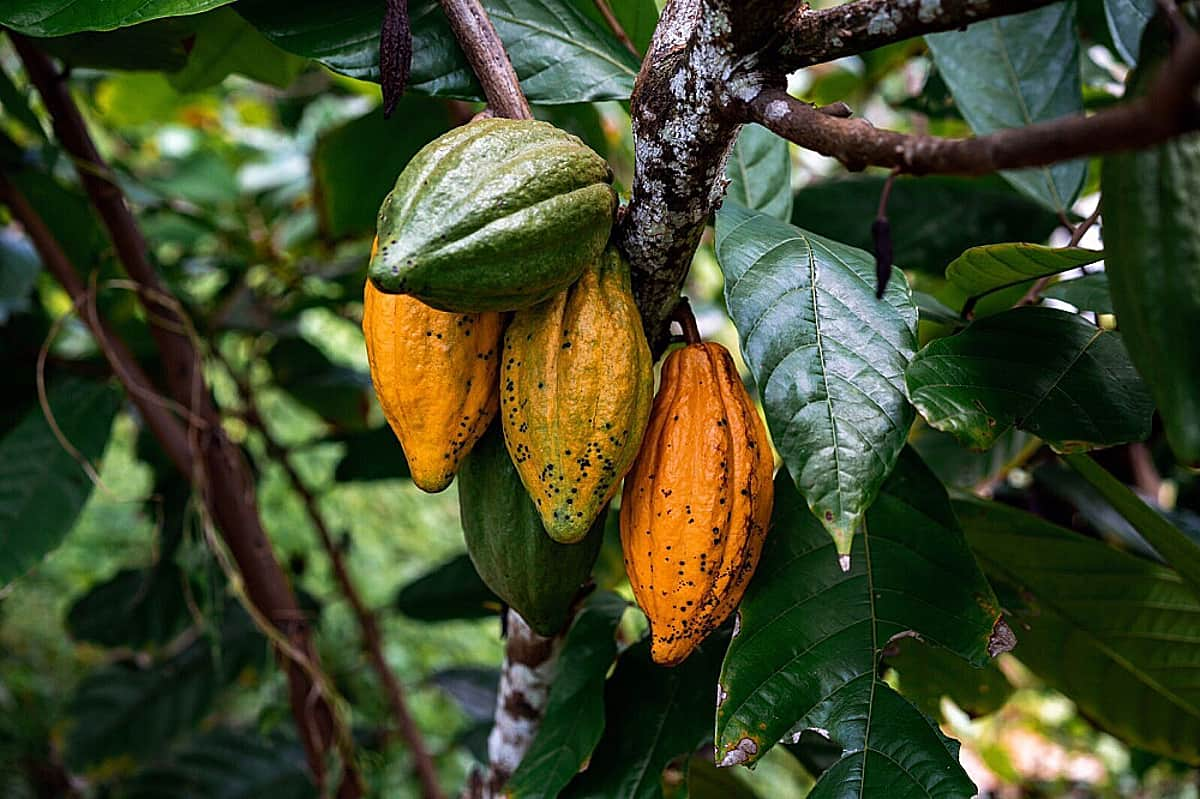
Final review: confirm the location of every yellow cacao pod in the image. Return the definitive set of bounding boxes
[620,341,774,666]
[501,246,654,543]
[363,239,503,492]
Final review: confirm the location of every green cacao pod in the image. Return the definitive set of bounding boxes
[1101,44,1200,466]
[501,247,654,543]
[458,423,604,636]
[369,118,617,313]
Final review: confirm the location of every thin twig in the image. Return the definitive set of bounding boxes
[594,0,640,57]
[436,0,532,120]
[221,354,446,799]
[1017,204,1105,306]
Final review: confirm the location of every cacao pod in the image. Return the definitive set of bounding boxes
[459,423,604,636]
[501,247,654,543]
[369,118,617,313]
[362,247,502,492]
[620,342,774,666]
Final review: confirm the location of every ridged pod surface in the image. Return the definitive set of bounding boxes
[369,118,616,312]
[501,247,654,543]
[362,248,502,492]
[459,424,604,636]
[620,342,774,666]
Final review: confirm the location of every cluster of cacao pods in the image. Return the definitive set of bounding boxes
[362,118,773,661]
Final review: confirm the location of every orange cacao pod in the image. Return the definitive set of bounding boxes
[620,341,774,666]
[501,247,654,543]
[362,239,503,492]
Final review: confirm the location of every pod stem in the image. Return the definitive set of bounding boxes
[671,297,702,345]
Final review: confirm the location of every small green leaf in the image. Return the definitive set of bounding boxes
[507,592,627,799]
[1042,272,1113,314]
[167,8,307,91]
[957,498,1200,765]
[333,426,410,483]
[946,243,1103,308]
[394,553,501,621]
[122,727,316,799]
[1,0,233,35]
[563,630,730,799]
[313,101,451,240]
[888,637,1014,719]
[266,337,371,431]
[716,449,1003,779]
[0,377,121,588]
[726,124,792,221]
[66,564,198,649]
[926,2,1087,211]
[906,307,1153,453]
[1104,0,1155,64]
[716,202,917,556]
[238,0,640,103]
[0,64,46,139]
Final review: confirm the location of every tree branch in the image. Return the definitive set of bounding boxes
[437,0,532,120]
[225,360,445,799]
[9,35,354,794]
[776,0,1060,69]
[594,0,640,57]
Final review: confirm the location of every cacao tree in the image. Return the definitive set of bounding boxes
[1,0,1199,797]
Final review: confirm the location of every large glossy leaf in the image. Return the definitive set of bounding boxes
[906,307,1154,453]
[65,604,266,770]
[36,16,198,71]
[121,727,315,799]
[1,0,232,35]
[926,2,1086,211]
[1104,0,1155,64]
[957,498,1200,764]
[0,377,121,588]
[238,0,640,103]
[726,124,792,221]
[715,202,918,557]
[507,592,627,798]
[1102,128,1200,465]
[66,563,197,649]
[313,101,451,240]
[563,630,730,799]
[1043,272,1113,314]
[945,244,1103,308]
[394,553,501,621]
[791,175,1059,275]
[167,8,307,91]
[716,451,1002,789]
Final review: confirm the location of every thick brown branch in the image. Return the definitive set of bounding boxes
[437,0,532,120]
[746,26,1200,175]
[777,0,1061,69]
[229,368,445,799]
[10,36,352,793]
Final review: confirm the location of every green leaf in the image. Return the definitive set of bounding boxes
[1064,453,1200,602]
[956,498,1200,764]
[1104,0,1155,64]
[65,604,267,770]
[66,564,197,649]
[791,175,1060,275]
[0,64,46,139]
[36,16,198,71]
[430,667,500,721]
[0,228,41,323]
[906,307,1154,453]
[121,727,315,799]
[567,0,657,54]
[0,377,121,588]
[912,291,962,327]
[266,337,371,431]
[0,0,233,35]
[911,426,1039,490]
[313,101,451,240]
[238,0,640,103]
[332,426,410,482]
[507,592,627,799]
[926,2,1086,211]
[945,243,1103,309]
[715,202,918,556]
[683,755,759,799]
[1102,131,1200,466]
[888,636,1014,719]
[715,449,1004,781]
[726,124,792,221]
[3,170,109,274]
[1042,271,1113,314]
[563,630,730,799]
[167,8,307,92]
[394,553,501,621]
